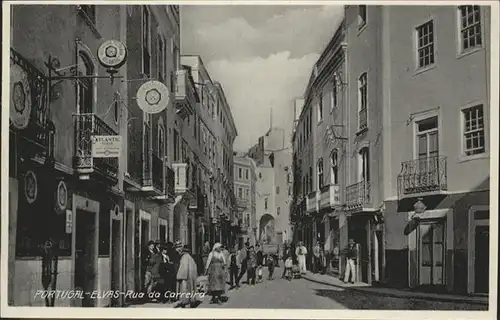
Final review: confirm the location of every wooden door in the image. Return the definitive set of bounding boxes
[419,221,445,286]
[474,225,489,294]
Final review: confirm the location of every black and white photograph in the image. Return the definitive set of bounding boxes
[2,1,498,318]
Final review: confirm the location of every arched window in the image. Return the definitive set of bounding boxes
[76,53,94,114]
[330,149,339,185]
[317,158,324,189]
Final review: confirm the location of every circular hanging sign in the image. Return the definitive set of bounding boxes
[55,180,68,214]
[24,171,38,204]
[97,40,127,69]
[10,63,32,130]
[136,80,170,114]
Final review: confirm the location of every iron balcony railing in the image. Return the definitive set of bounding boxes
[74,113,118,180]
[397,155,448,197]
[151,152,164,192]
[358,107,367,131]
[166,165,175,198]
[345,180,370,207]
[10,49,50,151]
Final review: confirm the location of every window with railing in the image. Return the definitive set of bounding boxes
[330,149,339,185]
[459,6,482,52]
[317,158,324,190]
[142,6,151,77]
[358,72,367,131]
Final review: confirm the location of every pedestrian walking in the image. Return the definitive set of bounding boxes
[222,244,230,285]
[313,242,321,274]
[281,245,291,279]
[158,245,173,303]
[256,244,264,282]
[284,256,293,281]
[202,241,211,271]
[236,242,248,285]
[267,254,276,280]
[175,245,199,308]
[228,247,240,288]
[205,243,227,304]
[164,242,177,300]
[296,242,308,274]
[343,239,358,284]
[246,246,257,285]
[143,240,159,299]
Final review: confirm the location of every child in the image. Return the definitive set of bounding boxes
[267,254,276,280]
[284,256,293,281]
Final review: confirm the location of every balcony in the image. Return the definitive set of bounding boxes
[74,113,118,182]
[397,156,448,198]
[306,191,318,213]
[10,49,50,155]
[358,108,367,133]
[172,163,192,194]
[345,180,371,208]
[174,69,196,119]
[165,166,175,199]
[320,184,341,209]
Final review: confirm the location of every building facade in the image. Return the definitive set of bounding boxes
[9,4,129,306]
[181,56,238,249]
[234,153,258,246]
[8,4,238,307]
[292,5,491,295]
[249,127,293,246]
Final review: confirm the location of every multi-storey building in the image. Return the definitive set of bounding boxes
[234,153,258,246]
[9,4,129,307]
[291,20,347,274]
[248,126,293,246]
[292,5,491,295]
[180,56,238,248]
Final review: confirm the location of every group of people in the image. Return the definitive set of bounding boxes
[142,240,198,308]
[201,240,279,303]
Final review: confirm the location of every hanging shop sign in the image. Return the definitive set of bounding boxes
[136,80,170,114]
[24,170,38,204]
[55,180,68,214]
[65,209,73,234]
[10,63,32,130]
[97,40,128,70]
[91,135,122,158]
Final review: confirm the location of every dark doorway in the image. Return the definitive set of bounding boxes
[159,224,167,244]
[110,219,121,307]
[74,210,96,307]
[348,216,369,283]
[474,225,489,294]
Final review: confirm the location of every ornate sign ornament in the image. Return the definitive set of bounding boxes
[24,171,38,204]
[136,80,170,114]
[97,40,128,69]
[10,63,32,130]
[413,199,427,220]
[55,180,68,214]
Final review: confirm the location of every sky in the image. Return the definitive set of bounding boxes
[181,5,344,152]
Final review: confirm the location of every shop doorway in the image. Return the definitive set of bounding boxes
[110,218,122,306]
[418,220,445,287]
[74,210,97,307]
[474,225,489,294]
[348,216,369,283]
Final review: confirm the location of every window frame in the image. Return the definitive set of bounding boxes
[411,108,442,162]
[414,19,436,72]
[141,6,152,77]
[457,5,483,54]
[357,72,368,132]
[317,94,323,124]
[331,78,338,111]
[330,149,339,185]
[358,5,367,30]
[317,158,324,190]
[157,34,166,83]
[459,102,488,161]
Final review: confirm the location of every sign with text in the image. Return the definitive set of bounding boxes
[65,210,73,234]
[91,135,122,158]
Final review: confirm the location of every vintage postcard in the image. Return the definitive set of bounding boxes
[1,1,498,319]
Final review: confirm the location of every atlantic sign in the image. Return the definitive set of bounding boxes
[91,135,122,158]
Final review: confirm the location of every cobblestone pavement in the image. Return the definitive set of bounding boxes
[131,268,487,310]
